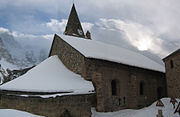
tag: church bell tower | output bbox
[64,4,85,38]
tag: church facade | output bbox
[49,4,167,112]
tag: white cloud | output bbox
[82,22,94,32]
[0,27,9,33]
[43,34,54,40]
[46,19,67,33]
[96,18,170,57]
[46,19,94,34]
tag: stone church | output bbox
[49,4,166,111]
[0,3,169,117]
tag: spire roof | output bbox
[64,4,85,38]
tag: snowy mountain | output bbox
[0,32,49,84]
[0,32,48,70]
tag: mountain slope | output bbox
[0,32,48,70]
[0,32,49,84]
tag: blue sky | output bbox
[0,0,179,58]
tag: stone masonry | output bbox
[49,34,85,75]
[0,92,96,117]
[83,58,166,110]
[163,49,180,98]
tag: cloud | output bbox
[46,19,94,34]
[95,18,178,58]
[46,19,67,33]
[0,0,179,59]
[0,27,9,33]
[82,22,94,32]
[43,34,54,40]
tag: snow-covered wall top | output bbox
[59,34,165,72]
[0,55,94,94]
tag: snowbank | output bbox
[58,34,165,72]
[0,55,94,94]
[92,98,180,117]
[0,109,43,117]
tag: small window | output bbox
[111,80,118,96]
[140,82,144,95]
[170,60,174,68]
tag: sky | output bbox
[0,0,179,59]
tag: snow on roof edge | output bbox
[56,34,165,73]
[87,56,164,73]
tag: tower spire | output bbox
[64,4,85,38]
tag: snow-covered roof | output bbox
[0,55,94,94]
[58,34,165,72]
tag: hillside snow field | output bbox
[92,98,180,117]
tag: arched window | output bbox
[111,80,118,96]
[140,81,144,95]
[170,60,174,68]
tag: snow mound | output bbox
[0,55,94,94]
[0,109,43,117]
[92,98,180,117]
[58,34,165,72]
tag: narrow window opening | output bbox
[111,80,117,96]
[123,97,126,104]
[140,82,144,95]
[170,60,174,68]
[118,98,121,105]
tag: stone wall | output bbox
[163,51,180,98]
[83,58,166,111]
[49,34,85,75]
[0,93,96,117]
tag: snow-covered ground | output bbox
[0,98,179,117]
[92,98,180,117]
[0,109,43,117]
